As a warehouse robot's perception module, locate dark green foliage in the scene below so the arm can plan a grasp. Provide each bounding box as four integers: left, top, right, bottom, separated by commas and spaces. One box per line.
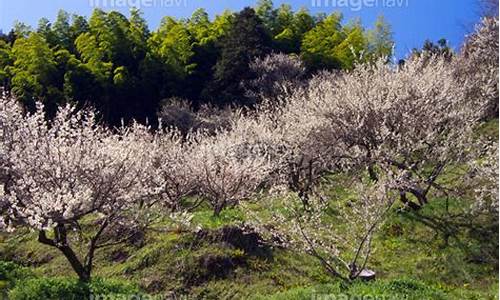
204, 7, 272, 107
0, 6, 393, 124
411, 38, 454, 61
52, 10, 72, 50
0, 40, 12, 86
9, 32, 60, 115
7, 277, 140, 300
0, 262, 141, 300
301, 13, 370, 71
73, 8, 157, 125
274, 7, 316, 54
0, 261, 34, 297
9, 277, 90, 300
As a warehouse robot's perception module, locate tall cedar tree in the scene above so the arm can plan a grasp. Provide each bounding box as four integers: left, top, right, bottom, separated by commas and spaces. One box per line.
205, 8, 272, 107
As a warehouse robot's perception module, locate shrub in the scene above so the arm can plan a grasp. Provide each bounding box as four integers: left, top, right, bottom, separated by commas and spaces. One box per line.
347, 278, 448, 300
158, 97, 234, 135
8, 277, 141, 300
0, 261, 33, 296
8, 277, 89, 300
88, 278, 142, 299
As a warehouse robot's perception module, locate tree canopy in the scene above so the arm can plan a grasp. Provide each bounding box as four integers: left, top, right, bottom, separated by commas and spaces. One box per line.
0, 3, 395, 125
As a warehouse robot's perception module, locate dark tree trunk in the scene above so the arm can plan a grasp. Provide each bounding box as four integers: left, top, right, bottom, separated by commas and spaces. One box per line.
213, 200, 226, 217
410, 188, 428, 206
368, 165, 378, 182
38, 224, 91, 282
399, 191, 422, 210
298, 190, 310, 209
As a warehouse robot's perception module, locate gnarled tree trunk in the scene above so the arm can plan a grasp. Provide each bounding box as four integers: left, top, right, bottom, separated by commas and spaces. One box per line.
38, 224, 91, 282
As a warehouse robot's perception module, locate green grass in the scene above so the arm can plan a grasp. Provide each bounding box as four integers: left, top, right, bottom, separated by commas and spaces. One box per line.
476, 119, 499, 140
192, 207, 246, 229
1, 199, 496, 299
252, 279, 452, 300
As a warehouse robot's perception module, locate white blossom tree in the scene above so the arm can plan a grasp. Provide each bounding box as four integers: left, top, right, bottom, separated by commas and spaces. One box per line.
240, 32, 496, 280
0, 95, 189, 282
457, 16, 499, 119
245, 176, 397, 281
300, 56, 485, 209
465, 141, 499, 215
244, 53, 306, 104
144, 128, 200, 212
264, 86, 339, 208
192, 114, 275, 216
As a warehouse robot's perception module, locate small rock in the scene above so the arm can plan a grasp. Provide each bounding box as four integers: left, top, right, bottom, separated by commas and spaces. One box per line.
358, 269, 376, 281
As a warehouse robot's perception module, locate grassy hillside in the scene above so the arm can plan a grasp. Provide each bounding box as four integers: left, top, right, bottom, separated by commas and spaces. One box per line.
0, 205, 498, 299
0, 120, 498, 300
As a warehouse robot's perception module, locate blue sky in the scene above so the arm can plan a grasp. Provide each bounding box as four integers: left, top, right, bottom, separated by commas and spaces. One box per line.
0, 0, 483, 58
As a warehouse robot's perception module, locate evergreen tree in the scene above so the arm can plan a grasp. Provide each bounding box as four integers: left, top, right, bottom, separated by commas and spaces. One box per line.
12, 21, 32, 39
52, 10, 72, 49
69, 14, 90, 53
256, 0, 278, 35
37, 18, 57, 46
206, 7, 272, 106
184, 9, 221, 104
0, 40, 12, 87
301, 12, 344, 70
366, 15, 394, 60
335, 19, 367, 69
10, 33, 60, 115
412, 38, 454, 61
